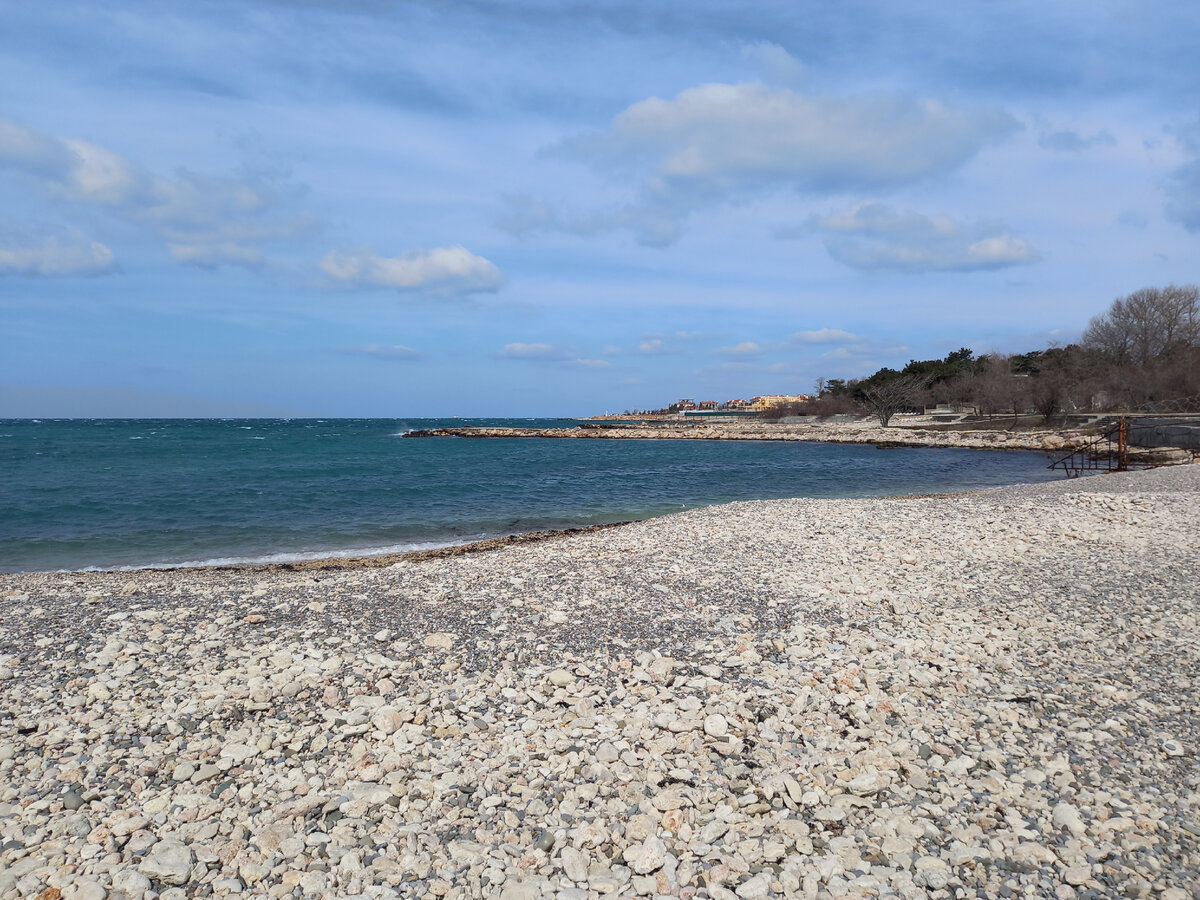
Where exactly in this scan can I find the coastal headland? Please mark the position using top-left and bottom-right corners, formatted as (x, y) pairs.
(2, 466), (1199, 899)
(405, 418), (1199, 467)
(402, 418), (1162, 456)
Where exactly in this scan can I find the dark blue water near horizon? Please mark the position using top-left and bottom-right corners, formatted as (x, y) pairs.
(0, 418), (1064, 573)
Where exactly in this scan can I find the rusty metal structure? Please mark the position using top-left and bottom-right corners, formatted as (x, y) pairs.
(1048, 416), (1155, 478)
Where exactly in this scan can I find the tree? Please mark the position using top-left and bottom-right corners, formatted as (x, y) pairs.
(860, 374), (931, 426)
(971, 354), (1025, 419)
(1082, 284), (1199, 366)
(1024, 346), (1082, 423)
(1080, 284), (1200, 409)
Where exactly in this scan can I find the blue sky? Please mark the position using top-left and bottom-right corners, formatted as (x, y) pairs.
(1, 0), (1197, 416)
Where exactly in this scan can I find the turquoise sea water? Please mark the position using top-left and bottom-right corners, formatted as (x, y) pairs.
(0, 418), (1064, 573)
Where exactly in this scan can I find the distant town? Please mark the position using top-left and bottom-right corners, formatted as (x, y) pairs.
(618, 395), (813, 416)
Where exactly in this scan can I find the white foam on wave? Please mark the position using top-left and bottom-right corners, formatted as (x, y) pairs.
(65, 537), (479, 573)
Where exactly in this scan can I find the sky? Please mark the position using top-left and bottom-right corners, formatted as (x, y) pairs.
(1, 0), (1198, 417)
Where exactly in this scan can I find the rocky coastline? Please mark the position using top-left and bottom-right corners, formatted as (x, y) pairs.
(403, 421), (1093, 454)
(2, 466), (1199, 899)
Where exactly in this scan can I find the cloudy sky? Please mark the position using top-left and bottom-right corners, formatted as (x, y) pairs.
(2, 1), (1197, 416)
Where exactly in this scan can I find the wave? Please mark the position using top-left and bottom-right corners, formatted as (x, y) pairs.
(66, 537), (473, 573)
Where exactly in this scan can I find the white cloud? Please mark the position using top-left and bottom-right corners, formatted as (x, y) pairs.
(498, 342), (558, 359)
(637, 338), (667, 354)
(1166, 118), (1200, 232)
(169, 242), (265, 269)
(342, 344), (422, 360)
(718, 341), (761, 356)
(793, 328), (858, 343)
(495, 344), (609, 369)
(321, 246), (504, 294)
(59, 139), (147, 207)
(531, 83), (1018, 243)
(741, 42), (805, 85)
(1167, 160), (1200, 231)
(496, 194), (680, 247)
(1037, 129), (1116, 153)
(0, 120), (75, 176)
(0, 119), (314, 269)
(0, 235), (115, 277)
(810, 202), (1040, 273)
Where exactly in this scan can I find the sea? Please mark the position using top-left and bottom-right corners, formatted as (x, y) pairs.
(0, 418), (1066, 574)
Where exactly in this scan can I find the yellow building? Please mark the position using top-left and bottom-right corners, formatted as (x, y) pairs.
(749, 394), (810, 409)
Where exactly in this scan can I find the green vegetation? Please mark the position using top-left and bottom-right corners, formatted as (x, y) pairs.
(782, 285), (1200, 425)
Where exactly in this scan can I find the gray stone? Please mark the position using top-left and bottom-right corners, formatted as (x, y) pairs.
(62, 790), (85, 811)
(109, 868), (151, 900)
(139, 839), (194, 885)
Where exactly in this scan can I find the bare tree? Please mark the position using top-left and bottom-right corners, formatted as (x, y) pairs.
(972, 354), (1027, 420)
(1082, 284), (1199, 366)
(1029, 373), (1066, 423)
(860, 374), (931, 426)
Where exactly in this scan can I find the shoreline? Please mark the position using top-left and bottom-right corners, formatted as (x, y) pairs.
(2, 466), (1198, 899)
(9, 475), (1055, 578)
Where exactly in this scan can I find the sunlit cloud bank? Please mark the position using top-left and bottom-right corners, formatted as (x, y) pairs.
(808, 202), (1040, 273)
(0, 232), (114, 276)
(321, 247), (504, 295)
(504, 83), (1017, 246)
(0, 119), (312, 270)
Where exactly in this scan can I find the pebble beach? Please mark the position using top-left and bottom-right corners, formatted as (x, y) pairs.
(1, 466), (1198, 900)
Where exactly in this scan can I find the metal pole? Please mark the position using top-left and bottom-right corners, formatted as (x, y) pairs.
(1118, 416), (1129, 471)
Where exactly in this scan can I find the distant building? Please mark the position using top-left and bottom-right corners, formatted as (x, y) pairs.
(675, 399), (697, 411)
(725, 398), (750, 409)
(698, 400), (718, 410)
(750, 394), (811, 410)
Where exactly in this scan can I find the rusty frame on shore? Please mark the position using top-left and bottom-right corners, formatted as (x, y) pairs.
(1048, 417), (1155, 478)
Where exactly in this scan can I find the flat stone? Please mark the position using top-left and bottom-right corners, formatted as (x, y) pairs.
(704, 714), (729, 737)
(847, 772), (884, 796)
(560, 846), (589, 883)
(139, 839), (194, 885)
(66, 878), (107, 900)
(913, 855), (951, 890)
(499, 882), (541, 900)
(1064, 865), (1090, 885)
(1052, 802), (1087, 836)
(735, 873), (772, 899)
(220, 743), (258, 764)
(110, 868), (151, 899)
(652, 789), (685, 811)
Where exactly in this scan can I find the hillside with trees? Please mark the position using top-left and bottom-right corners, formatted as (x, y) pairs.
(767, 284), (1199, 425)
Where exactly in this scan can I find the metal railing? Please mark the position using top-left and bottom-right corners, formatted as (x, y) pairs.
(1048, 417), (1156, 478)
